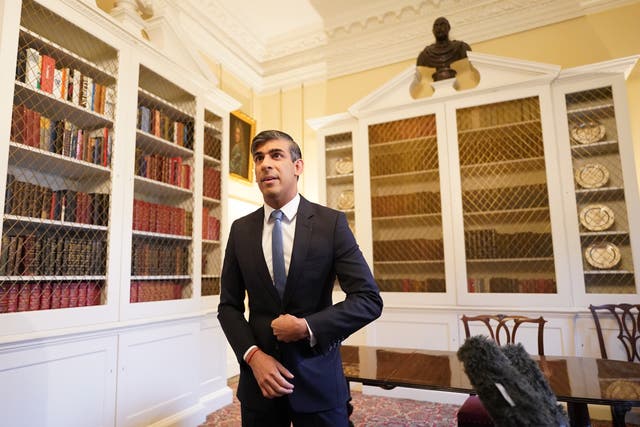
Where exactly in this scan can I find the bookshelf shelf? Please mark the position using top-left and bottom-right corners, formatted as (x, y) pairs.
(202, 239), (220, 245)
(0, 275), (106, 281)
(203, 122), (221, 133)
(566, 103), (614, 115)
(14, 82), (114, 127)
(203, 154), (221, 166)
(371, 169), (439, 181)
(9, 142), (111, 179)
(460, 156), (545, 172)
(463, 207), (550, 223)
(3, 215), (109, 231)
(135, 129), (194, 157)
(457, 118), (541, 135)
(326, 173), (353, 182)
(137, 87), (194, 121)
(368, 135), (437, 148)
(130, 275), (191, 280)
(203, 196), (221, 205)
(134, 175), (192, 198)
(202, 274), (220, 279)
(570, 140), (619, 156)
(132, 230), (192, 240)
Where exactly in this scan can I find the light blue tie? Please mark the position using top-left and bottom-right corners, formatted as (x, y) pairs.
(271, 210), (286, 299)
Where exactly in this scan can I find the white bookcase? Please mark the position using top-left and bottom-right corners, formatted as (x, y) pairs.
(310, 53), (640, 362)
(0, 1), (239, 426)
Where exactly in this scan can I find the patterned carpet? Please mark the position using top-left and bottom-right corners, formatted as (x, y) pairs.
(200, 376), (632, 426)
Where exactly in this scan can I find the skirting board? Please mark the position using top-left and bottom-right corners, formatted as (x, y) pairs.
(147, 386), (233, 427)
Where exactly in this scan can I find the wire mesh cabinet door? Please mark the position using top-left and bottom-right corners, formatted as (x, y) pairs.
(1, 0), (120, 333)
(553, 65), (640, 307)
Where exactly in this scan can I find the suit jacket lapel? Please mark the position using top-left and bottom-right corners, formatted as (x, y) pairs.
(283, 197), (313, 305)
(248, 208), (281, 304)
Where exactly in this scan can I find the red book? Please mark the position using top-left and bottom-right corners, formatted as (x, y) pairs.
(59, 283), (70, 308)
(7, 286), (19, 312)
(17, 284), (29, 311)
(86, 282), (101, 306)
(40, 282), (52, 310)
(28, 284), (41, 311)
(130, 282), (138, 303)
(50, 283), (62, 309)
(68, 282), (79, 307)
(39, 55), (56, 94)
(77, 282), (88, 307)
(0, 284), (9, 313)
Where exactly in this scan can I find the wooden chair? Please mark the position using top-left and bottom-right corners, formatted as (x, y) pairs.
(589, 303), (640, 426)
(457, 314), (546, 427)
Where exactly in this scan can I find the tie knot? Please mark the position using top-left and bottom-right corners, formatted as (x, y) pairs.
(271, 209), (283, 222)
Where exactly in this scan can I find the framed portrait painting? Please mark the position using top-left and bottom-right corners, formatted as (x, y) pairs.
(229, 110), (256, 182)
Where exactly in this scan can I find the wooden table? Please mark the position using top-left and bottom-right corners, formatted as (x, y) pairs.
(341, 345), (640, 427)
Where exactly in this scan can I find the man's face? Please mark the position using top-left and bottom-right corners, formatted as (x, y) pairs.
(433, 18), (450, 41)
(253, 138), (303, 208)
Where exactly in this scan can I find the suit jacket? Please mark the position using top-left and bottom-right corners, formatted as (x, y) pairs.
(218, 196), (383, 413)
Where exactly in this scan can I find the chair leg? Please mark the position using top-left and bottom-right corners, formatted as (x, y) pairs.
(611, 403), (631, 427)
(566, 402), (591, 427)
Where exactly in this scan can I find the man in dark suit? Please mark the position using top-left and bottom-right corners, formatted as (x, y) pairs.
(218, 130), (383, 426)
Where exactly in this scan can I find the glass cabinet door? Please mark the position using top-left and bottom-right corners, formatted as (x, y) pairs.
(368, 115), (445, 292)
(456, 97), (556, 294)
(564, 86), (635, 294)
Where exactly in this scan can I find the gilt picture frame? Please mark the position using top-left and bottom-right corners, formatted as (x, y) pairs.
(229, 110), (255, 182)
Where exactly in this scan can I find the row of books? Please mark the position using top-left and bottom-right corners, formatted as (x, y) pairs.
(131, 241), (189, 276)
(368, 116), (437, 145)
(201, 278), (220, 296)
(202, 208), (221, 241)
(16, 47), (115, 118)
(204, 129), (221, 158)
(371, 191), (441, 217)
(203, 167), (221, 199)
(457, 101), (540, 130)
(370, 146), (439, 177)
(11, 104), (112, 166)
(132, 199), (192, 236)
(373, 239), (444, 261)
(377, 278), (446, 293)
(0, 281), (102, 313)
(137, 105), (194, 149)
(458, 131), (544, 166)
(1, 234), (106, 276)
(135, 150), (191, 189)
(462, 183), (549, 212)
(467, 277), (557, 293)
(130, 281), (185, 303)
(4, 176), (109, 225)
(464, 230), (554, 259)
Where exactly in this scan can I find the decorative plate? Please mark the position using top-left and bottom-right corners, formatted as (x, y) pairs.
(570, 122), (606, 145)
(335, 157), (353, 175)
(575, 163), (610, 189)
(579, 204), (615, 231)
(337, 189), (355, 210)
(603, 379), (640, 399)
(585, 242), (621, 269)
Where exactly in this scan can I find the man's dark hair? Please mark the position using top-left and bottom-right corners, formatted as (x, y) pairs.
(251, 130), (302, 161)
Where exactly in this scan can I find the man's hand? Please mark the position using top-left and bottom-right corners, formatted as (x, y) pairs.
(248, 349), (294, 398)
(271, 314), (309, 343)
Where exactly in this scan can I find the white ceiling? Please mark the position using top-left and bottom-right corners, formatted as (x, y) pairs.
(142, 0), (638, 92)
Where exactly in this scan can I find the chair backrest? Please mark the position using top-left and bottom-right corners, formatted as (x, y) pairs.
(461, 314), (546, 356)
(588, 303), (640, 362)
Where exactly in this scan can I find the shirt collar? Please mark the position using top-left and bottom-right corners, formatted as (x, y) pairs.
(264, 193), (300, 223)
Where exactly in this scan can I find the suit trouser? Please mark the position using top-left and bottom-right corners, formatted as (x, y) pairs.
(241, 396), (349, 427)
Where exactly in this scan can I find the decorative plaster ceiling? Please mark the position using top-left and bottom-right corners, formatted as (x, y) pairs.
(154, 0), (637, 92)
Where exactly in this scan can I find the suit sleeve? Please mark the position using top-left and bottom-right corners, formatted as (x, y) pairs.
(217, 221), (256, 363)
(305, 212), (383, 354)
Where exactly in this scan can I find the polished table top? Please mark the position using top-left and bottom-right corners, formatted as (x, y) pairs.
(341, 345), (640, 406)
